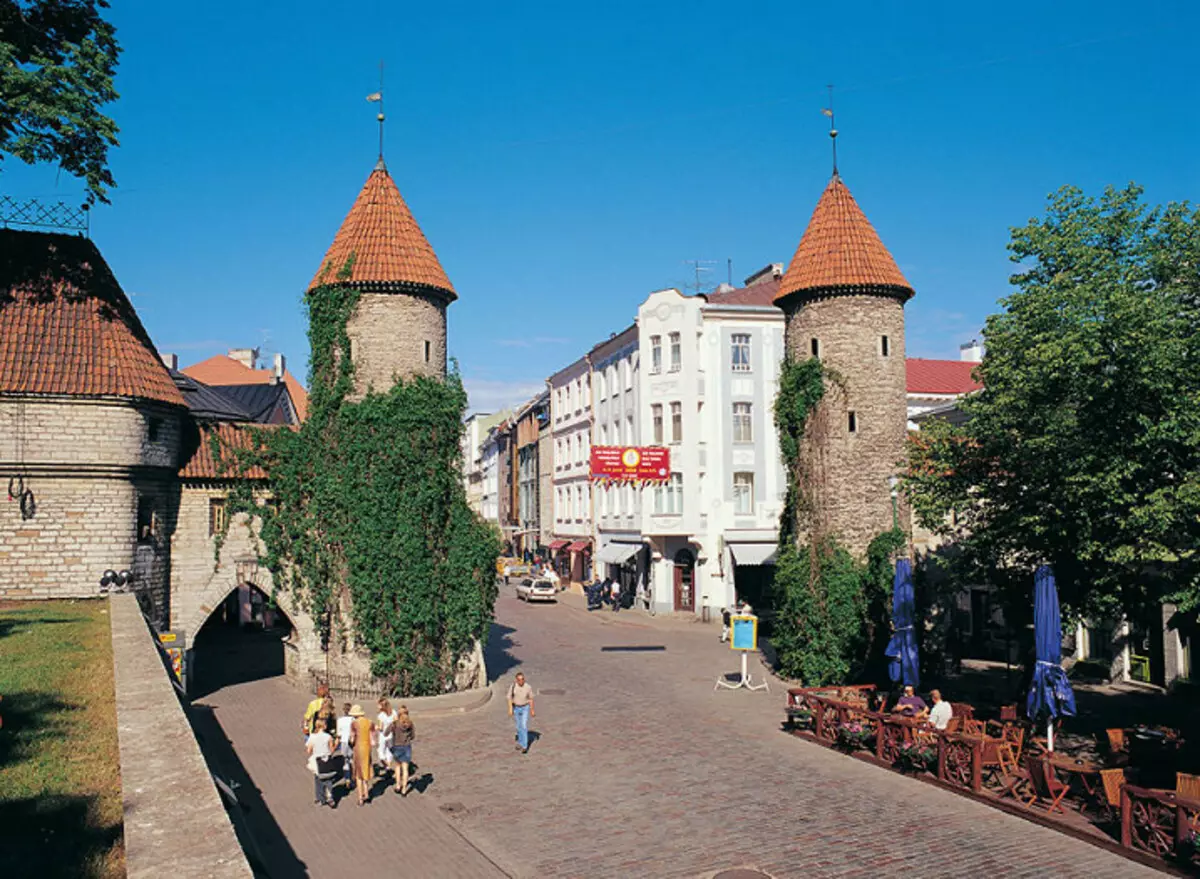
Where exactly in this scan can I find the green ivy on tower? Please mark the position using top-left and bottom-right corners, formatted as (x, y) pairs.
(215, 255), (500, 696)
(771, 354), (905, 686)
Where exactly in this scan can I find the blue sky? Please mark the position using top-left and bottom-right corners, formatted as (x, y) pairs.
(5, 1), (1198, 412)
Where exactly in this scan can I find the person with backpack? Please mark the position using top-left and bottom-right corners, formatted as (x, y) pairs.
(507, 672), (535, 754)
(306, 715), (338, 808)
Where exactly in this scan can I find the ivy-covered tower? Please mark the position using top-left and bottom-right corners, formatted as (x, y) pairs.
(774, 174), (914, 556)
(311, 157), (456, 397)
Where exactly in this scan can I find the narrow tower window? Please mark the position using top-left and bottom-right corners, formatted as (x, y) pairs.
(811, 338), (820, 358)
(424, 340), (431, 363)
(881, 335), (890, 356)
(848, 411), (857, 433)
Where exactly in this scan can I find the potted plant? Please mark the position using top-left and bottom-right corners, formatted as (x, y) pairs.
(835, 721), (875, 751)
(786, 705), (814, 730)
(897, 741), (937, 773)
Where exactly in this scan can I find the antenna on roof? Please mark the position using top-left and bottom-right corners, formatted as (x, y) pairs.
(366, 61), (385, 167)
(727, 258), (732, 286)
(683, 259), (717, 295)
(821, 84), (838, 177)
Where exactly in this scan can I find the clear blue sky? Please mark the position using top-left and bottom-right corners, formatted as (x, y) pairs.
(5, 1), (1198, 412)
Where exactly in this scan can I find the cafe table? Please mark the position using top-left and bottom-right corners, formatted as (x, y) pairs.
(1048, 753), (1104, 814)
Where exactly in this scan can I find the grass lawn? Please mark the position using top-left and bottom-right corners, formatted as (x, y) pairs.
(0, 599), (124, 878)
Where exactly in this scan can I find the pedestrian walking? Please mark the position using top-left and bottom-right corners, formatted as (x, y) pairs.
(375, 697), (397, 777)
(609, 578), (621, 613)
(392, 705), (416, 795)
(305, 719), (337, 808)
(720, 607), (731, 642)
(335, 702), (354, 789)
(301, 682), (330, 738)
(507, 672), (535, 754)
(347, 704), (374, 806)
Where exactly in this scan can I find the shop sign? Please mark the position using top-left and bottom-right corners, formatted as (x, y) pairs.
(589, 446), (670, 484)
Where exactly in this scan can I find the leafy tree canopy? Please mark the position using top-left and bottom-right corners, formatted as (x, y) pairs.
(905, 184), (1200, 615)
(0, 0), (120, 203)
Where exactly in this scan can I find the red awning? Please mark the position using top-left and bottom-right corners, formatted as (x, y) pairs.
(567, 540), (590, 553)
(548, 539), (569, 551)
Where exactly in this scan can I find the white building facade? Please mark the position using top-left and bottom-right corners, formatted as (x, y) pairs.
(548, 355), (593, 585)
(589, 324), (648, 598)
(636, 268), (788, 617)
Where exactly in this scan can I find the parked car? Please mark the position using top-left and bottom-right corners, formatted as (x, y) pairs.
(515, 579), (558, 603)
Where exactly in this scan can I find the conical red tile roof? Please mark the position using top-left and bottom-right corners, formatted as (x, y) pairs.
(310, 161), (456, 301)
(0, 229), (184, 406)
(775, 175), (913, 304)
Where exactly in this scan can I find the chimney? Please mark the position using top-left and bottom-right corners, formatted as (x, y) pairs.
(160, 352), (179, 371)
(228, 347), (259, 369)
(743, 263), (783, 287)
(271, 353), (286, 385)
(959, 339), (984, 363)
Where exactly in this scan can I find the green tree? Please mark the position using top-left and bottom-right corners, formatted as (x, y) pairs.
(905, 184), (1200, 614)
(0, 0), (120, 203)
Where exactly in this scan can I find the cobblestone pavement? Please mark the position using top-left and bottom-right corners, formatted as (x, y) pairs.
(196, 589), (1164, 878)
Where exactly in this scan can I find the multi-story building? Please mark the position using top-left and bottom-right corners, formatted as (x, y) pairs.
(461, 410), (509, 516)
(636, 265), (787, 616)
(479, 424), (503, 525)
(589, 325), (648, 595)
(547, 356), (592, 585)
(537, 394), (555, 550)
(514, 391), (550, 559)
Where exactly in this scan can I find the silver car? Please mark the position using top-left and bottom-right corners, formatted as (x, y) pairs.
(515, 579), (558, 603)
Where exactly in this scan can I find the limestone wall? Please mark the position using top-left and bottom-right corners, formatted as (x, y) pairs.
(782, 294), (910, 557)
(347, 291), (447, 397)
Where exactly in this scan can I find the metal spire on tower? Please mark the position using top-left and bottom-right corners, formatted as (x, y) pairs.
(821, 84), (838, 177)
(366, 61), (385, 169)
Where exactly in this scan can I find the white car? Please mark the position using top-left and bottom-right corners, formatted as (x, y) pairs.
(515, 579), (558, 602)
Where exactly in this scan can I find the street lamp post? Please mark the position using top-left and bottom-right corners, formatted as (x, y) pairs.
(887, 475), (900, 530)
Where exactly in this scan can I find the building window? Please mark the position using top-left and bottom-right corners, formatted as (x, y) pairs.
(848, 411), (857, 433)
(147, 417), (162, 442)
(881, 335), (890, 357)
(600, 423), (609, 446)
(652, 404), (663, 444)
(650, 336), (662, 373)
(669, 332), (682, 372)
(556, 487), (563, 520)
(670, 401), (682, 443)
(623, 359), (632, 390)
(654, 473), (683, 515)
(597, 370), (606, 401)
(626, 413), (634, 445)
(732, 402), (753, 443)
(137, 496), (156, 542)
(731, 333), (751, 372)
(811, 338), (820, 358)
(613, 483), (622, 517)
(424, 340), (432, 362)
(575, 378), (583, 412)
(733, 472), (754, 515)
(209, 498), (227, 537)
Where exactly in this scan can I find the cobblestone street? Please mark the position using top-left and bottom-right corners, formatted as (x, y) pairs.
(196, 588), (1163, 878)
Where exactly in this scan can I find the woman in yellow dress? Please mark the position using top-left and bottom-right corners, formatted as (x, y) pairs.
(347, 704), (374, 806)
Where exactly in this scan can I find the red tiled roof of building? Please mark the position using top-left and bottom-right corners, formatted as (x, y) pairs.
(309, 162), (455, 301)
(179, 421), (274, 480)
(704, 275), (781, 307)
(0, 229), (185, 407)
(183, 354), (309, 421)
(906, 359), (982, 395)
(776, 175), (913, 303)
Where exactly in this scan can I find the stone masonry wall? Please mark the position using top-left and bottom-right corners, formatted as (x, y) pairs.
(0, 397), (182, 626)
(347, 291), (447, 398)
(782, 294), (910, 557)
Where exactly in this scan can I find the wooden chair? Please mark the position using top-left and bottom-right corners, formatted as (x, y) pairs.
(1178, 772), (1200, 800)
(1105, 727), (1126, 754)
(962, 718), (986, 737)
(1000, 704), (1018, 722)
(1098, 768), (1126, 824)
(949, 702), (975, 721)
(1024, 755), (1070, 814)
(997, 725), (1025, 775)
(945, 716), (964, 734)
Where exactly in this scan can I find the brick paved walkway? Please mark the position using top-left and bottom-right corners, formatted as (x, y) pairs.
(195, 589), (1164, 878)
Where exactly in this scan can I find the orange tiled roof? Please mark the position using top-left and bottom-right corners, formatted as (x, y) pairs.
(776, 175), (913, 303)
(179, 421), (273, 480)
(0, 229), (185, 407)
(906, 358), (982, 395)
(309, 162), (456, 301)
(182, 354), (309, 421)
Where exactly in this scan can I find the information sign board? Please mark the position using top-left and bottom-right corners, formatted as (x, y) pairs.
(730, 614), (757, 651)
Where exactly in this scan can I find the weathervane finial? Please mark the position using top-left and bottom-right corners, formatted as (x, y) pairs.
(366, 61), (385, 168)
(822, 84), (838, 177)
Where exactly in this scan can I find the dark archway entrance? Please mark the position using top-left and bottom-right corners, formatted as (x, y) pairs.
(190, 583), (294, 697)
(673, 548), (695, 612)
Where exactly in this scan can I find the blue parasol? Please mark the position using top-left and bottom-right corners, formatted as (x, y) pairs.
(885, 558), (920, 687)
(1025, 564), (1076, 751)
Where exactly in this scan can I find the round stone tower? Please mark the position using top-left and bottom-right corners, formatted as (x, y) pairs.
(774, 174), (914, 557)
(311, 158), (456, 397)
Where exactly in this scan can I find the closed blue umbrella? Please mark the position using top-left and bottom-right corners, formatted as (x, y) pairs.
(885, 558), (920, 688)
(1026, 564), (1076, 751)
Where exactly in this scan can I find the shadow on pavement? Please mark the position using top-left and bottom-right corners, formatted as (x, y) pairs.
(188, 701), (307, 879)
(484, 622), (520, 682)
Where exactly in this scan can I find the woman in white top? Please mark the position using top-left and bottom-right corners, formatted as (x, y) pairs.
(335, 702), (354, 788)
(375, 697), (398, 773)
(306, 723), (337, 807)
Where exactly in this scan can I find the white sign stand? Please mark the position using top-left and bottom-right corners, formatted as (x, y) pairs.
(715, 650), (769, 692)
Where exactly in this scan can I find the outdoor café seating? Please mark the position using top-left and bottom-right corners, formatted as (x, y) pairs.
(1024, 754), (1071, 814)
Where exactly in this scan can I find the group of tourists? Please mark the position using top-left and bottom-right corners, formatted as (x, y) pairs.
(302, 684), (416, 808)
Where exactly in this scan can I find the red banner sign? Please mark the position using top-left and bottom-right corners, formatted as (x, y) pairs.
(589, 446), (670, 483)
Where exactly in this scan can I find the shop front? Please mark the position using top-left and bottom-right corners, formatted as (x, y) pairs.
(596, 535), (648, 607)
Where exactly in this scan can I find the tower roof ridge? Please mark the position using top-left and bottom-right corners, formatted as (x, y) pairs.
(775, 175), (912, 303)
(310, 164), (456, 301)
